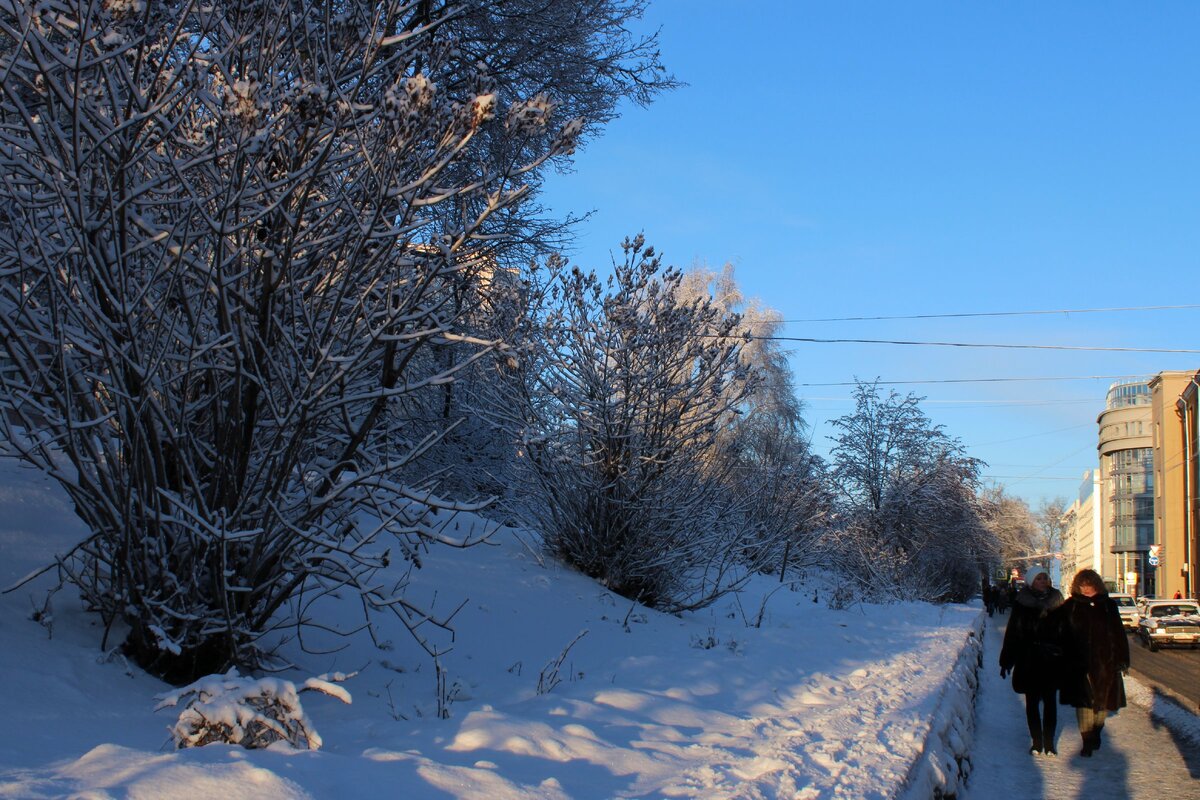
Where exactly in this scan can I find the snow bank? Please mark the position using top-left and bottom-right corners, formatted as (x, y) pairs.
(897, 612), (985, 800)
(1125, 674), (1200, 748)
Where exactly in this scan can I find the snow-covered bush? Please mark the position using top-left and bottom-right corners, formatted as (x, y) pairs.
(509, 238), (772, 611)
(0, 0), (668, 684)
(155, 669), (353, 750)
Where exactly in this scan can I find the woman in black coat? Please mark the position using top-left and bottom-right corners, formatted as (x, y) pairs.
(1057, 568), (1130, 757)
(999, 572), (1066, 755)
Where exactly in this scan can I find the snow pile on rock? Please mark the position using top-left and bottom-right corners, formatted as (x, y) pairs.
(899, 613), (985, 799)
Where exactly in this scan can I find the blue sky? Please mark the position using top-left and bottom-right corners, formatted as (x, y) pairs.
(538, 1), (1200, 511)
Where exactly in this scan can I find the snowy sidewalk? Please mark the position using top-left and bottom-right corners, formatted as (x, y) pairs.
(963, 613), (1200, 800)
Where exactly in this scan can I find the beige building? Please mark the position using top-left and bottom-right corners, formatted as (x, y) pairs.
(1060, 469), (1103, 585)
(1149, 371), (1195, 598)
(1173, 372), (1200, 597)
(1097, 381), (1154, 595)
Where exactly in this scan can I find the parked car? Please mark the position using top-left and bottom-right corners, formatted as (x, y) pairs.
(1109, 592), (1138, 630)
(1136, 599), (1200, 651)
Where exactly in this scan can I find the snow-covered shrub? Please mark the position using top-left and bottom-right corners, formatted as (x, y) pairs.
(0, 0), (669, 684)
(155, 669), (353, 750)
(509, 239), (768, 611)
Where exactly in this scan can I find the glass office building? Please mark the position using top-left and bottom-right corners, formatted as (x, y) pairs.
(1098, 381), (1155, 595)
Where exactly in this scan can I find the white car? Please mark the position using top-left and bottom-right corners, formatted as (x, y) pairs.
(1136, 599), (1200, 651)
(1109, 592), (1138, 630)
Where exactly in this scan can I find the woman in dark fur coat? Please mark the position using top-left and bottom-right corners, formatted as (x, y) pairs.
(1058, 568), (1130, 757)
(999, 572), (1066, 755)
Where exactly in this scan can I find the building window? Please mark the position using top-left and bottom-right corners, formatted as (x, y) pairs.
(1108, 446), (1154, 552)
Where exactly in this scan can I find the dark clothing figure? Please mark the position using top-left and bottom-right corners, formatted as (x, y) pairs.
(1058, 579), (1129, 757)
(999, 581), (1066, 754)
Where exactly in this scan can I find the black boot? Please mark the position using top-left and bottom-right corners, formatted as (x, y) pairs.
(1080, 732), (1093, 757)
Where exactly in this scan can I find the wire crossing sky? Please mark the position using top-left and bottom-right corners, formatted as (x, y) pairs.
(540, 1), (1200, 508)
(784, 304), (1200, 323)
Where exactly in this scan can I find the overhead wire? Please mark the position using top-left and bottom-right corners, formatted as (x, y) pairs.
(739, 334), (1199, 354)
(756, 303), (1200, 324)
(796, 374), (1152, 386)
(725, 303), (1195, 492)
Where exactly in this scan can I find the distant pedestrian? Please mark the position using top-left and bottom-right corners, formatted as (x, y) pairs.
(995, 586), (1009, 615)
(983, 584), (995, 617)
(999, 572), (1066, 755)
(1174, 590), (1183, 599)
(1058, 568), (1130, 758)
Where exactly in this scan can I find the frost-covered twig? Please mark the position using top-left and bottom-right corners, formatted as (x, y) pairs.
(537, 629), (588, 695)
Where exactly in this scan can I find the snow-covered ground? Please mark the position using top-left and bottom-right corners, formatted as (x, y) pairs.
(0, 457), (997, 798)
(965, 613), (1200, 800)
(5, 454), (1197, 800)
(4, 454), (1199, 799)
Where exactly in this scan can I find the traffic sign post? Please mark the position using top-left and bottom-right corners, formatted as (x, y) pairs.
(1125, 571), (1138, 594)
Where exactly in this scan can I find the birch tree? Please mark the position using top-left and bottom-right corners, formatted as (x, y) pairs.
(1036, 496), (1069, 555)
(0, 0), (658, 683)
(980, 487), (1040, 571)
(679, 263), (829, 577)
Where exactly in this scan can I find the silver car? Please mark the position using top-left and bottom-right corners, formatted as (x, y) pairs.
(1110, 592), (1138, 630)
(1136, 600), (1200, 651)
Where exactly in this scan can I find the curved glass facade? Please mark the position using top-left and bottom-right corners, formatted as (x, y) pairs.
(1105, 380), (1151, 410)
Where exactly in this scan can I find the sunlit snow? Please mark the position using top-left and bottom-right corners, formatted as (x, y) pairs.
(1, 457), (1195, 798)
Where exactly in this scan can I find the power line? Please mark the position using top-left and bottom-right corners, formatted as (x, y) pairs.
(749, 335), (1199, 354)
(971, 423), (1096, 447)
(772, 303), (1200, 324)
(982, 475), (1090, 482)
(982, 442), (1097, 490)
(797, 374), (1151, 387)
(802, 397), (1097, 407)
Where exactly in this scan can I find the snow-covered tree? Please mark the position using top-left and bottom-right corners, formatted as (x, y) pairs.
(679, 263), (805, 432)
(979, 487), (1040, 573)
(0, 0), (661, 683)
(381, 1), (678, 498)
(827, 381), (988, 601)
(511, 237), (766, 611)
(1036, 496), (1069, 556)
(678, 263), (829, 578)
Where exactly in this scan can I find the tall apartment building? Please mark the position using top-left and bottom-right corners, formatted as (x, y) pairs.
(1097, 381), (1154, 595)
